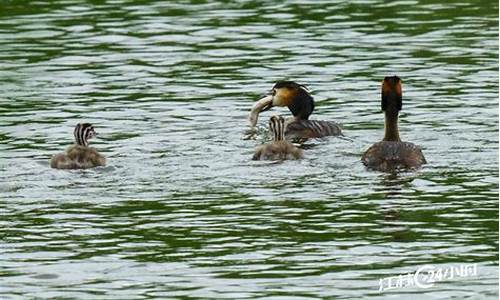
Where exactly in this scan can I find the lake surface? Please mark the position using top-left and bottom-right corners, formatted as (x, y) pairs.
(0, 0), (498, 299)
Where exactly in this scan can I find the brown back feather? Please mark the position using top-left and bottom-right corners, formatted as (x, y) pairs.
(362, 141), (426, 172)
(285, 119), (342, 139)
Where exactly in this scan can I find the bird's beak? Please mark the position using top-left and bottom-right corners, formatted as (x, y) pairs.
(248, 94), (273, 127)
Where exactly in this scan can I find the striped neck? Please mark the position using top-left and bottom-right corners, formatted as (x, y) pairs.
(270, 116), (285, 141)
(74, 123), (96, 147)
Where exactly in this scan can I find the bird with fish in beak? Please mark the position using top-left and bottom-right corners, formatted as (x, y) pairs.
(248, 81), (342, 139)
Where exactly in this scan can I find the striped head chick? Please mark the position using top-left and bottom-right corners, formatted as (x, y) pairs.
(249, 81), (314, 127)
(269, 115), (286, 142)
(252, 115), (303, 161)
(74, 123), (97, 147)
(50, 123), (106, 169)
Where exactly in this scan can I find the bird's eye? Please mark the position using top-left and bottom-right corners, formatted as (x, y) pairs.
(272, 89), (276, 96)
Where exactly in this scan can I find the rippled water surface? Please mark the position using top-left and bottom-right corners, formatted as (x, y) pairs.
(1, 1), (498, 299)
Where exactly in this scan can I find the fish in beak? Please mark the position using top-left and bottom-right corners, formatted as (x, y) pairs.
(248, 93), (274, 127)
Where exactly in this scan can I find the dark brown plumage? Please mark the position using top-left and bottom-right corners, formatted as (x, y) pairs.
(362, 141), (426, 172)
(362, 76), (426, 172)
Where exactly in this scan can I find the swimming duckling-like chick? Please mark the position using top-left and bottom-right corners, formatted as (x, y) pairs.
(248, 81), (342, 139)
(362, 76), (426, 172)
(253, 115), (303, 161)
(50, 123), (106, 169)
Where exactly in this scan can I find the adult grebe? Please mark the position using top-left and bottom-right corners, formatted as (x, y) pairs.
(253, 115), (303, 161)
(50, 123), (106, 169)
(248, 81), (342, 139)
(362, 76), (426, 172)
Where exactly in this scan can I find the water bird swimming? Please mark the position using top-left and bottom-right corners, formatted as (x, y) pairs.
(50, 123), (106, 169)
(253, 115), (303, 161)
(362, 76), (426, 172)
(248, 81), (342, 139)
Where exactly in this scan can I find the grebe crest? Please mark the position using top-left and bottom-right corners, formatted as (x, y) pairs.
(50, 123), (106, 169)
(362, 76), (426, 172)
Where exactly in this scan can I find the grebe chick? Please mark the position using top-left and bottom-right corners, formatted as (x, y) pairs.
(50, 123), (106, 169)
(248, 81), (342, 139)
(253, 115), (303, 161)
(362, 76), (426, 172)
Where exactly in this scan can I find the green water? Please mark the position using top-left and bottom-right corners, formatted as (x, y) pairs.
(0, 0), (498, 299)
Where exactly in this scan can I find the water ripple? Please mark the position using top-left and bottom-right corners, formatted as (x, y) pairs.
(0, 0), (498, 299)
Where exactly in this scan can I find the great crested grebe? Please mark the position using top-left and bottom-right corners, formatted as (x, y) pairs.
(362, 76), (426, 172)
(50, 123), (106, 169)
(248, 81), (342, 139)
(253, 115), (303, 161)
